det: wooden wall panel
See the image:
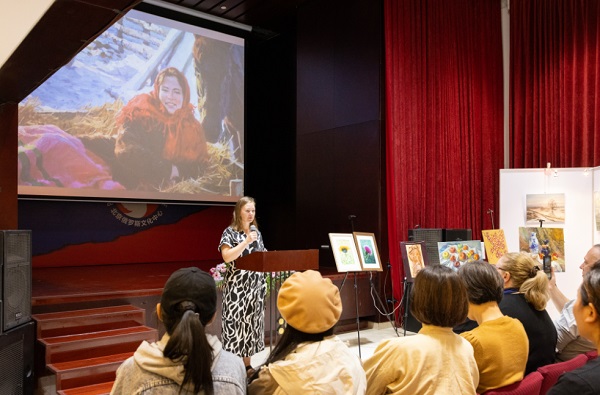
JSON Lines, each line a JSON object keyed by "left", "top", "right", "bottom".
{"left": 296, "top": 0, "right": 385, "bottom": 268}
{"left": 0, "top": 103, "right": 18, "bottom": 229}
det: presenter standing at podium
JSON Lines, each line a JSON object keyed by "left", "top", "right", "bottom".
{"left": 219, "top": 196, "right": 266, "bottom": 373}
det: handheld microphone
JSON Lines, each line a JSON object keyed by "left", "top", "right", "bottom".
{"left": 249, "top": 225, "right": 258, "bottom": 249}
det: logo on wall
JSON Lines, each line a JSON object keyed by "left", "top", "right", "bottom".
{"left": 108, "top": 203, "right": 166, "bottom": 227}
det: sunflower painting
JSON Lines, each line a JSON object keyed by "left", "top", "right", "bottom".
{"left": 329, "top": 233, "right": 363, "bottom": 272}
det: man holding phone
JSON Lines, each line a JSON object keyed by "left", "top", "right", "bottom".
{"left": 548, "top": 245, "right": 600, "bottom": 361}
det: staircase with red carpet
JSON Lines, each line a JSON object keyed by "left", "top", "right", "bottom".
{"left": 33, "top": 305, "right": 157, "bottom": 395}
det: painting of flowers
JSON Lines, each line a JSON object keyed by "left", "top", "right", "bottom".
{"left": 353, "top": 232, "right": 383, "bottom": 271}
{"left": 518, "top": 227, "right": 565, "bottom": 272}
{"left": 328, "top": 233, "right": 363, "bottom": 272}
{"left": 482, "top": 229, "right": 508, "bottom": 264}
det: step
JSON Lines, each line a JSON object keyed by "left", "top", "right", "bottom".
{"left": 32, "top": 305, "right": 146, "bottom": 338}
{"left": 40, "top": 326, "right": 158, "bottom": 364}
{"left": 57, "top": 381, "right": 114, "bottom": 395}
{"left": 48, "top": 352, "right": 133, "bottom": 390}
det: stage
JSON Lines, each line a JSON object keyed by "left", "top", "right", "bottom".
{"left": 31, "top": 262, "right": 384, "bottom": 328}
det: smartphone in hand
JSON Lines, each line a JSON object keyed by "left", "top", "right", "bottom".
{"left": 543, "top": 255, "right": 552, "bottom": 280}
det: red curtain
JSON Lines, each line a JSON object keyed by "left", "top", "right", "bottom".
{"left": 384, "top": 0, "right": 504, "bottom": 305}
{"left": 511, "top": 0, "right": 600, "bottom": 168}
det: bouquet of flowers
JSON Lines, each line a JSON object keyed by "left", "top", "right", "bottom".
{"left": 209, "top": 262, "right": 228, "bottom": 288}
{"left": 266, "top": 271, "right": 294, "bottom": 293}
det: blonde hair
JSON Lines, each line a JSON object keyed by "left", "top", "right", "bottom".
{"left": 230, "top": 196, "right": 258, "bottom": 231}
{"left": 501, "top": 252, "right": 549, "bottom": 310}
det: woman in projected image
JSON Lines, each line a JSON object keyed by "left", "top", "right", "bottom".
{"left": 114, "top": 67, "right": 209, "bottom": 190}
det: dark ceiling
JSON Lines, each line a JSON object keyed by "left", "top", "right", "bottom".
{"left": 0, "top": 0, "right": 306, "bottom": 105}
{"left": 155, "top": 0, "right": 308, "bottom": 31}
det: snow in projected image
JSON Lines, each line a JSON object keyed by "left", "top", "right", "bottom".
{"left": 18, "top": 9, "right": 244, "bottom": 203}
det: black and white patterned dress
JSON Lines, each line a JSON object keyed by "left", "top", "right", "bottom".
{"left": 218, "top": 226, "right": 266, "bottom": 357}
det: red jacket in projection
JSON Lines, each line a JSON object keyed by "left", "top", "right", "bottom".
{"left": 114, "top": 67, "right": 208, "bottom": 190}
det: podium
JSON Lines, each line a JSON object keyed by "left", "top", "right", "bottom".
{"left": 235, "top": 249, "right": 319, "bottom": 347}
{"left": 235, "top": 249, "right": 319, "bottom": 272}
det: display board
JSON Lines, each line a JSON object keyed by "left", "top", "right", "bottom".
{"left": 499, "top": 167, "right": 598, "bottom": 319}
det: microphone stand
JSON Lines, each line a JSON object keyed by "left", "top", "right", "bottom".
{"left": 347, "top": 215, "right": 362, "bottom": 358}
{"left": 487, "top": 209, "right": 495, "bottom": 229}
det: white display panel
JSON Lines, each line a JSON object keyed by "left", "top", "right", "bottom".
{"left": 499, "top": 167, "right": 596, "bottom": 319}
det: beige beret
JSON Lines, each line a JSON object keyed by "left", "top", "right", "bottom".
{"left": 277, "top": 270, "right": 342, "bottom": 334}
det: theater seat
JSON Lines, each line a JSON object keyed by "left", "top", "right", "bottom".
{"left": 483, "top": 371, "right": 543, "bottom": 395}
{"left": 584, "top": 350, "right": 598, "bottom": 360}
{"left": 537, "top": 353, "right": 589, "bottom": 395}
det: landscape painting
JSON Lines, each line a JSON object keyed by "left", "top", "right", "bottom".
{"left": 526, "top": 193, "right": 565, "bottom": 224}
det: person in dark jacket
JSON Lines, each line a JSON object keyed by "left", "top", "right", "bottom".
{"left": 495, "top": 252, "right": 557, "bottom": 374}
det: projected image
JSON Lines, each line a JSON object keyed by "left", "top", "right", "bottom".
{"left": 18, "top": 9, "right": 244, "bottom": 203}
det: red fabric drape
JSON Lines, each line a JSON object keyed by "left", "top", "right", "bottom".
{"left": 510, "top": 0, "right": 600, "bottom": 168}
{"left": 384, "top": 0, "right": 504, "bottom": 307}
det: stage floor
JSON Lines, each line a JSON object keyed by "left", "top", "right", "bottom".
{"left": 32, "top": 262, "right": 191, "bottom": 307}
{"left": 32, "top": 262, "right": 358, "bottom": 307}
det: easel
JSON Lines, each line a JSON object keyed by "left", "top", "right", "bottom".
{"left": 337, "top": 215, "right": 364, "bottom": 358}
{"left": 339, "top": 270, "right": 362, "bottom": 358}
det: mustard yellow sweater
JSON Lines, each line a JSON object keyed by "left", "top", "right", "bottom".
{"left": 460, "top": 316, "right": 529, "bottom": 393}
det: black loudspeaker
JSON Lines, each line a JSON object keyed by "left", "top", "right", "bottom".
{"left": 443, "top": 228, "right": 472, "bottom": 242}
{"left": 408, "top": 228, "right": 443, "bottom": 265}
{"left": 0, "top": 230, "right": 32, "bottom": 333}
{"left": 0, "top": 321, "right": 35, "bottom": 395}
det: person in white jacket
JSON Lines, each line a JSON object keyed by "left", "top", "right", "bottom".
{"left": 248, "top": 270, "right": 366, "bottom": 395}
{"left": 111, "top": 267, "right": 246, "bottom": 395}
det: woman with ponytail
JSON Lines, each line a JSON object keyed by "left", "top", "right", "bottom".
{"left": 495, "top": 252, "right": 558, "bottom": 373}
{"left": 111, "top": 267, "right": 246, "bottom": 394}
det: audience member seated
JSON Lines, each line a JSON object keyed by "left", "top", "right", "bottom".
{"left": 495, "top": 252, "right": 557, "bottom": 374}
{"left": 458, "top": 260, "right": 529, "bottom": 393}
{"left": 548, "top": 262, "right": 600, "bottom": 394}
{"left": 363, "top": 265, "right": 479, "bottom": 395}
{"left": 548, "top": 245, "right": 600, "bottom": 361}
{"left": 247, "top": 270, "right": 366, "bottom": 395}
{"left": 110, "top": 267, "right": 246, "bottom": 394}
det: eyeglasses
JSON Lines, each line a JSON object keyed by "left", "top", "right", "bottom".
{"left": 495, "top": 266, "right": 507, "bottom": 272}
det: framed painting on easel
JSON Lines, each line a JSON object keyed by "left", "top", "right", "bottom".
{"left": 329, "top": 233, "right": 363, "bottom": 272}
{"left": 353, "top": 232, "right": 383, "bottom": 271}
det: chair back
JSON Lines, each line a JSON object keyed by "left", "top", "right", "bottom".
{"left": 584, "top": 350, "right": 597, "bottom": 360}
{"left": 483, "top": 371, "right": 543, "bottom": 395}
{"left": 537, "top": 353, "right": 588, "bottom": 395}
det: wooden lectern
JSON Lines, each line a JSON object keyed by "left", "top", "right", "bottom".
{"left": 235, "top": 250, "right": 319, "bottom": 272}
{"left": 235, "top": 250, "right": 319, "bottom": 347}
